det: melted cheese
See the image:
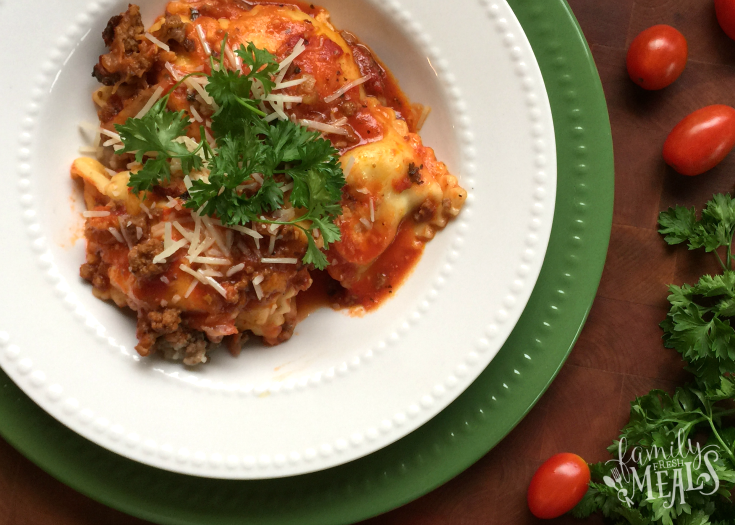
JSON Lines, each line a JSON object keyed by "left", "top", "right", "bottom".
{"left": 332, "top": 99, "right": 465, "bottom": 270}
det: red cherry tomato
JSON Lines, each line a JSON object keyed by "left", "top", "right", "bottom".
{"left": 663, "top": 105, "right": 735, "bottom": 176}
{"left": 527, "top": 453, "right": 590, "bottom": 519}
{"left": 626, "top": 25, "right": 688, "bottom": 90}
{"left": 716, "top": 0, "right": 735, "bottom": 40}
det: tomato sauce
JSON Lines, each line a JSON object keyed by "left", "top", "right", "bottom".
{"left": 298, "top": 220, "right": 425, "bottom": 315}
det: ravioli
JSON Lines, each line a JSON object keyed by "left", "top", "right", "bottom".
{"left": 73, "top": 0, "right": 466, "bottom": 364}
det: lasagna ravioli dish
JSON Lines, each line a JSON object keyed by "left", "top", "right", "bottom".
{"left": 73, "top": 0, "right": 466, "bottom": 365}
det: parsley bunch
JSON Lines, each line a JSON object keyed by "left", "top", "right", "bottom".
{"left": 573, "top": 387, "right": 735, "bottom": 525}
{"left": 572, "top": 194, "right": 735, "bottom": 525}
{"left": 113, "top": 39, "right": 345, "bottom": 269}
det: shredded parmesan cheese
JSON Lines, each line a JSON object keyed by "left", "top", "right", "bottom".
{"left": 252, "top": 274, "right": 265, "bottom": 300}
{"left": 145, "top": 33, "right": 170, "bottom": 52}
{"left": 201, "top": 217, "right": 230, "bottom": 256}
{"left": 153, "top": 238, "right": 188, "bottom": 264}
{"left": 268, "top": 235, "right": 276, "bottom": 254}
{"left": 226, "top": 263, "right": 245, "bottom": 277}
{"left": 179, "top": 264, "right": 227, "bottom": 297}
{"left": 264, "top": 94, "right": 303, "bottom": 104}
{"left": 164, "top": 62, "right": 181, "bottom": 81}
{"left": 323, "top": 75, "right": 371, "bottom": 104}
{"left": 195, "top": 25, "right": 211, "bottom": 56}
{"left": 223, "top": 223, "right": 263, "bottom": 239}
{"left": 274, "top": 78, "right": 307, "bottom": 90}
{"left": 82, "top": 210, "right": 110, "bottom": 218}
{"left": 184, "top": 279, "right": 198, "bottom": 298}
{"left": 99, "top": 129, "right": 122, "bottom": 142}
{"left": 187, "top": 235, "right": 216, "bottom": 260}
{"left": 160, "top": 276, "right": 170, "bottom": 284}
{"left": 140, "top": 202, "right": 153, "bottom": 219}
{"left": 205, "top": 276, "right": 228, "bottom": 297}
{"left": 261, "top": 257, "right": 298, "bottom": 264}
{"left": 264, "top": 112, "right": 280, "bottom": 123}
{"left": 189, "top": 257, "right": 230, "bottom": 265}
{"left": 118, "top": 216, "right": 134, "bottom": 249}
{"left": 164, "top": 222, "right": 172, "bottom": 248}
{"left": 184, "top": 76, "right": 215, "bottom": 106}
{"left": 172, "top": 221, "right": 194, "bottom": 242}
{"left": 299, "top": 119, "right": 349, "bottom": 136}
{"left": 276, "top": 38, "right": 306, "bottom": 78}
{"left": 269, "top": 99, "right": 288, "bottom": 121}
{"left": 189, "top": 212, "right": 202, "bottom": 253}
{"left": 189, "top": 106, "right": 203, "bottom": 123}
{"left": 108, "top": 227, "right": 125, "bottom": 244}
{"left": 369, "top": 198, "right": 375, "bottom": 222}
{"left": 179, "top": 264, "right": 208, "bottom": 284}
{"left": 223, "top": 44, "right": 241, "bottom": 70}
{"left": 135, "top": 85, "right": 164, "bottom": 119}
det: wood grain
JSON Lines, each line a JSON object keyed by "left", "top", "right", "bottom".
{"left": 5, "top": 0, "right": 735, "bottom": 523}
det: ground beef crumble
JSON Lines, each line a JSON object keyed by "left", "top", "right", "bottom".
{"left": 93, "top": 4, "right": 158, "bottom": 87}
{"left": 155, "top": 13, "right": 195, "bottom": 52}
{"left": 128, "top": 239, "right": 166, "bottom": 278}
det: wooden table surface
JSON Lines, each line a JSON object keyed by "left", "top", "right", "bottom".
{"left": 4, "top": 0, "right": 735, "bottom": 523}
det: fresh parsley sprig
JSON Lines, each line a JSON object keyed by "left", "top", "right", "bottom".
{"left": 205, "top": 38, "right": 279, "bottom": 136}
{"left": 658, "top": 195, "right": 735, "bottom": 391}
{"left": 114, "top": 93, "right": 204, "bottom": 193}
{"left": 661, "top": 273, "right": 735, "bottom": 388}
{"left": 116, "top": 38, "right": 345, "bottom": 269}
{"left": 573, "top": 388, "right": 735, "bottom": 525}
{"left": 659, "top": 194, "right": 735, "bottom": 272}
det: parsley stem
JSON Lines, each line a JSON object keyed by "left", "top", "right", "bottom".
{"left": 715, "top": 249, "right": 728, "bottom": 273}
{"left": 728, "top": 229, "right": 734, "bottom": 271}
{"left": 706, "top": 408, "right": 735, "bottom": 464}
{"left": 235, "top": 97, "right": 267, "bottom": 117}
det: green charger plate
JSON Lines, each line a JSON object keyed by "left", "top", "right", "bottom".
{"left": 0, "top": 0, "right": 613, "bottom": 522}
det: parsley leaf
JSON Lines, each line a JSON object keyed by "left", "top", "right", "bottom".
{"left": 659, "top": 195, "right": 735, "bottom": 270}
{"left": 236, "top": 42, "right": 279, "bottom": 94}
{"left": 116, "top": 97, "right": 204, "bottom": 192}
{"left": 659, "top": 205, "right": 700, "bottom": 247}
{"left": 206, "top": 39, "right": 278, "bottom": 138}
{"left": 661, "top": 273, "right": 735, "bottom": 389}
